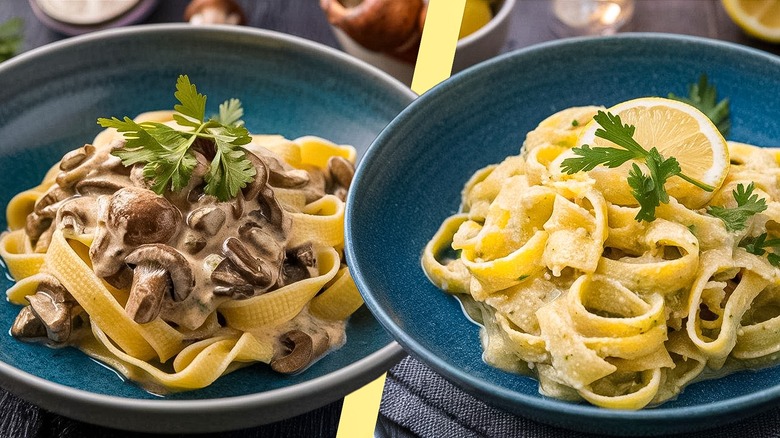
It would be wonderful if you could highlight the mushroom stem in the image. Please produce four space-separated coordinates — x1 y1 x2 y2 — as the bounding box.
125 265 170 324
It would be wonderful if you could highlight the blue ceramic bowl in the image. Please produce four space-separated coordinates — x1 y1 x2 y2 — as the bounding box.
0 24 414 433
346 34 780 436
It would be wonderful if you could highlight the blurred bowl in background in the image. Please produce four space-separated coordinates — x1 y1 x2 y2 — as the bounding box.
328 0 516 85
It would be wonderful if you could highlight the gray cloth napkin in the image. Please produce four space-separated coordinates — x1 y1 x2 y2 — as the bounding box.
378 355 780 438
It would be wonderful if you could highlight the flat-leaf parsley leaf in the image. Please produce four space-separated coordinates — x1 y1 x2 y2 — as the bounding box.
98 75 256 201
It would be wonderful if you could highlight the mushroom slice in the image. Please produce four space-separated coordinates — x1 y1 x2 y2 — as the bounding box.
188 206 227 237
211 259 258 300
23 274 77 343
75 173 130 196
56 196 97 236
125 244 195 323
11 306 49 342
281 244 318 286
242 152 270 202
59 144 95 171
222 237 275 289
270 330 330 374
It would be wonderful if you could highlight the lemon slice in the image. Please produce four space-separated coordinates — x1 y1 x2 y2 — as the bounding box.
722 0 780 43
460 0 493 39
579 97 729 209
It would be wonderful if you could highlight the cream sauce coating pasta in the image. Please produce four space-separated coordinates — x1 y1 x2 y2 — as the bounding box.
422 106 780 409
0 111 365 393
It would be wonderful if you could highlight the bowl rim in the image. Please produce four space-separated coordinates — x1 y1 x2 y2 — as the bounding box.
347 32 780 429
0 22 412 425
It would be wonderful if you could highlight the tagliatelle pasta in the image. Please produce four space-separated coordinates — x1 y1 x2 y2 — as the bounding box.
0 109 364 393
423 105 780 409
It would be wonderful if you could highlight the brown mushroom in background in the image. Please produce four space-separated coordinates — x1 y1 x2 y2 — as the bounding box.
270 329 330 374
184 0 246 25
90 187 181 278
124 244 195 324
321 0 424 61
11 274 85 345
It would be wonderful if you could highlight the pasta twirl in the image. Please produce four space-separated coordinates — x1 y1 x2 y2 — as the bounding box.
422 105 780 409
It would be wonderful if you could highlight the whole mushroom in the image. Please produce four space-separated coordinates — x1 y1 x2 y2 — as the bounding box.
124 244 195 324
184 0 246 25
90 187 182 278
321 0 424 58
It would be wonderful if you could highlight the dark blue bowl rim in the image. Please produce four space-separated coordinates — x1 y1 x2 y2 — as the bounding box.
346 32 780 425
0 23 413 412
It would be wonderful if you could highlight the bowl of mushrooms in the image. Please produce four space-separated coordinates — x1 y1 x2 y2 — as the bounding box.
0 24 414 433
321 0 516 85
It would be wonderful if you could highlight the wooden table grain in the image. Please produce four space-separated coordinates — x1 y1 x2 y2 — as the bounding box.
0 1 778 437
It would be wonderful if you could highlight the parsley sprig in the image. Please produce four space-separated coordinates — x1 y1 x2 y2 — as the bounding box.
707 183 767 231
561 111 714 222
669 74 730 137
98 75 256 201
740 233 780 267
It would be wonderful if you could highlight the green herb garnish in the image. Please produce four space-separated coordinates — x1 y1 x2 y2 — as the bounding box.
99 75 256 201
707 183 767 231
560 111 714 222
740 233 780 267
669 74 730 137
0 18 23 63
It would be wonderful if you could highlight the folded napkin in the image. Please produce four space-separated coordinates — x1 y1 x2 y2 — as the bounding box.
378 355 780 438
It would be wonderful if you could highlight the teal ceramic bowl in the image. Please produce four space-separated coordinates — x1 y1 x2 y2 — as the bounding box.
0 24 414 433
346 34 780 436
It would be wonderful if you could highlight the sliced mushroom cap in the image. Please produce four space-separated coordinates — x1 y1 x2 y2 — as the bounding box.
270 329 330 374
188 206 227 237
222 237 276 289
55 196 97 236
242 151 270 202
75 173 131 196
280 244 318 286
11 306 48 341
56 143 111 189
19 274 78 344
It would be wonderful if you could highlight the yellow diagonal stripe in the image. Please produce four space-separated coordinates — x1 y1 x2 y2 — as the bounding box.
335 373 387 438
412 0 467 95
337 1 466 437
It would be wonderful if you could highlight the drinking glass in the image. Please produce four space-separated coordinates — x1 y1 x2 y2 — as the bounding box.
550 0 635 36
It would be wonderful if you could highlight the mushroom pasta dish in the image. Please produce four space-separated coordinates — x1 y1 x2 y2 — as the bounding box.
423 92 780 409
0 76 364 392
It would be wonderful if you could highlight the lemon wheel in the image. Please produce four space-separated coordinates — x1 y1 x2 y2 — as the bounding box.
722 0 780 43
579 97 729 209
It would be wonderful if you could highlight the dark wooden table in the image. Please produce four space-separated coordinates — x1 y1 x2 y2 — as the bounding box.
0 1 778 437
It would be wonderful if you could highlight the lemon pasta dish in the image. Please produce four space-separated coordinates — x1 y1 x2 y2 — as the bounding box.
423 89 780 409
0 76 364 393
